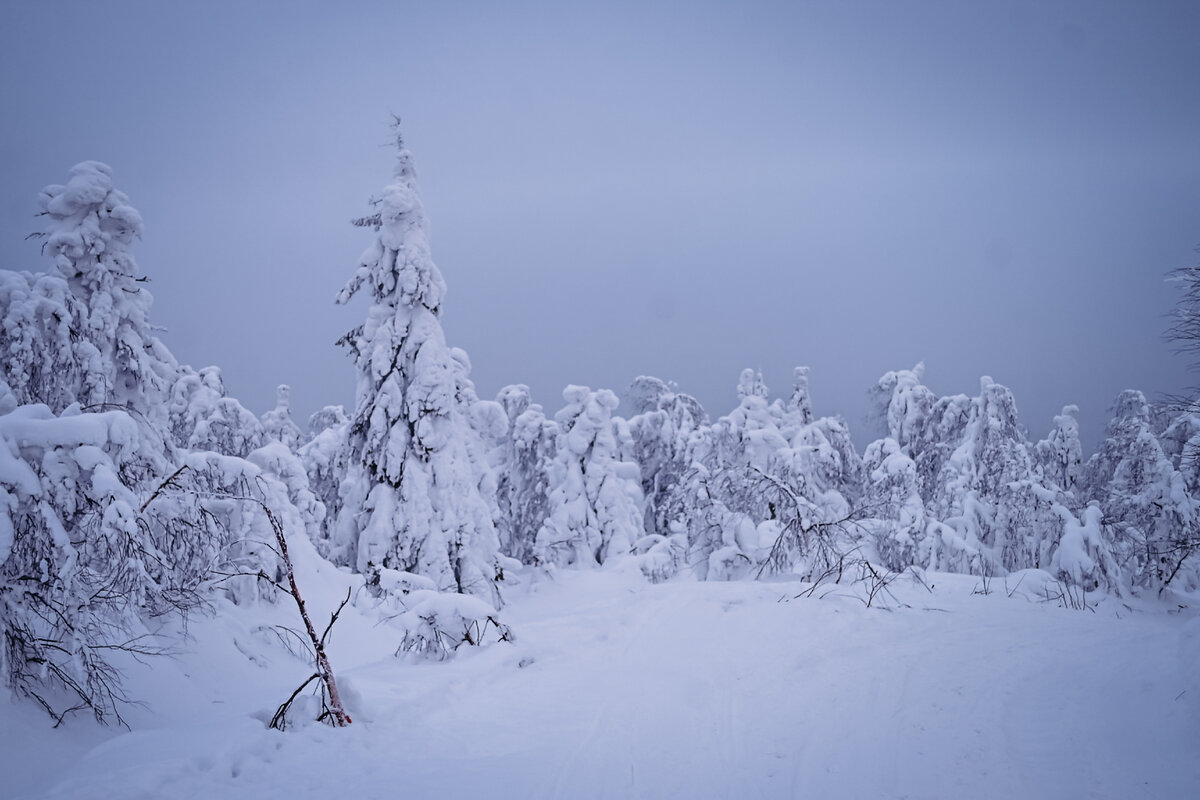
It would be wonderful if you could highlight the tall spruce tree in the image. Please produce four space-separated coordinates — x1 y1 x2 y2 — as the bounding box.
332 126 500 602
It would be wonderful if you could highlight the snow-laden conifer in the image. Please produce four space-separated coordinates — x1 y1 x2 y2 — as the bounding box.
168 366 265 457
261 384 306 451
34 162 177 427
1083 390 1199 591
776 368 863 510
1035 404 1083 496
1157 404 1200 495
0 270 84 412
627 376 707 538
860 437 928 571
493 385 556 564
927 377 1073 575
300 405 349 561
535 386 644 567
332 127 500 601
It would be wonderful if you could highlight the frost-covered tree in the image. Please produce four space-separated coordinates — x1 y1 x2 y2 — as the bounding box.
1048 502 1120 591
0 270 84 413
300 405 349 561
1083 390 1199 591
1157 405 1200 495
0 401 190 724
535 386 644 567
627 376 707 538
332 127 500 601
869 364 975 504
780 366 813 435
32 162 177 427
710 370 788 487
0 162 322 725
0 384 291 724
168 366 265 457
261 384 306 451
449 347 505 553
868 362 936 450
1035 405 1083 496
679 369 862 580
683 370 790 574
926 377 1069 575
493 385 556 564
859 437 928 571
249 442 325 552
871 368 1079 578
775 368 863 509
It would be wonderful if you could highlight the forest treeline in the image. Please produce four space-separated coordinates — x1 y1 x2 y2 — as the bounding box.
1 136 1196 726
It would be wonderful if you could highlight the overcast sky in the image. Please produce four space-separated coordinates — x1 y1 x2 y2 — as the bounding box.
1 0 1197 451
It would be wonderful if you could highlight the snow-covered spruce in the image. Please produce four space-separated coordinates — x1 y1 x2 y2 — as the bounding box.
868 368 1071 580
534 386 645 569
169 365 265 458
0 270 85 414
1083 390 1199 592
859 437 929 572
332 127 501 604
299 405 349 562
32 162 177 429
1035 404 1083 497
261 384 307 451
682 368 862 581
627 376 707 540
492 384 556 565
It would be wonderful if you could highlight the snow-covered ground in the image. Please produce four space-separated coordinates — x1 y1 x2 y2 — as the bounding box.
4 562 1199 800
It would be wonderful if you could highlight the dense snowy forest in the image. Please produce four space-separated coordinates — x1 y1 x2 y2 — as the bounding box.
1 133 1198 791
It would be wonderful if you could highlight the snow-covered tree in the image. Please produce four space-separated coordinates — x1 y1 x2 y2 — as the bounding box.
0 401 188 724
868 362 936 450
300 405 349 561
869 364 976 507
775 367 863 509
1048 501 1120 591
535 386 644 567
168 366 265 457
0 164 305 724
1083 390 1199 591
261 384 306 451
332 127 500 602
781 366 813 435
926 377 1069 575
680 369 862 580
1035 405 1083 496
0 270 84 413
1157 404 1200 495
860 437 928 571
870 368 1081 578
493 385 556 564
709 370 788 490
249 441 325 552
626 376 707 538
33 162 177 428
449 347 506 555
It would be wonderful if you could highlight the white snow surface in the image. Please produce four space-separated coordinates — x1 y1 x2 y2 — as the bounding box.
3 554 1197 800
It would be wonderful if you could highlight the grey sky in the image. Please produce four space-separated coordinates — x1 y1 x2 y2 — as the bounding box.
1 0 1197 451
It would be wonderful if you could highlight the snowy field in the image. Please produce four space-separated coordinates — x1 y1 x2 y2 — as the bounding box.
4 559 1198 800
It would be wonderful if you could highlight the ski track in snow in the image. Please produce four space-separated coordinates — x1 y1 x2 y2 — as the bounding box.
3 569 1199 800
